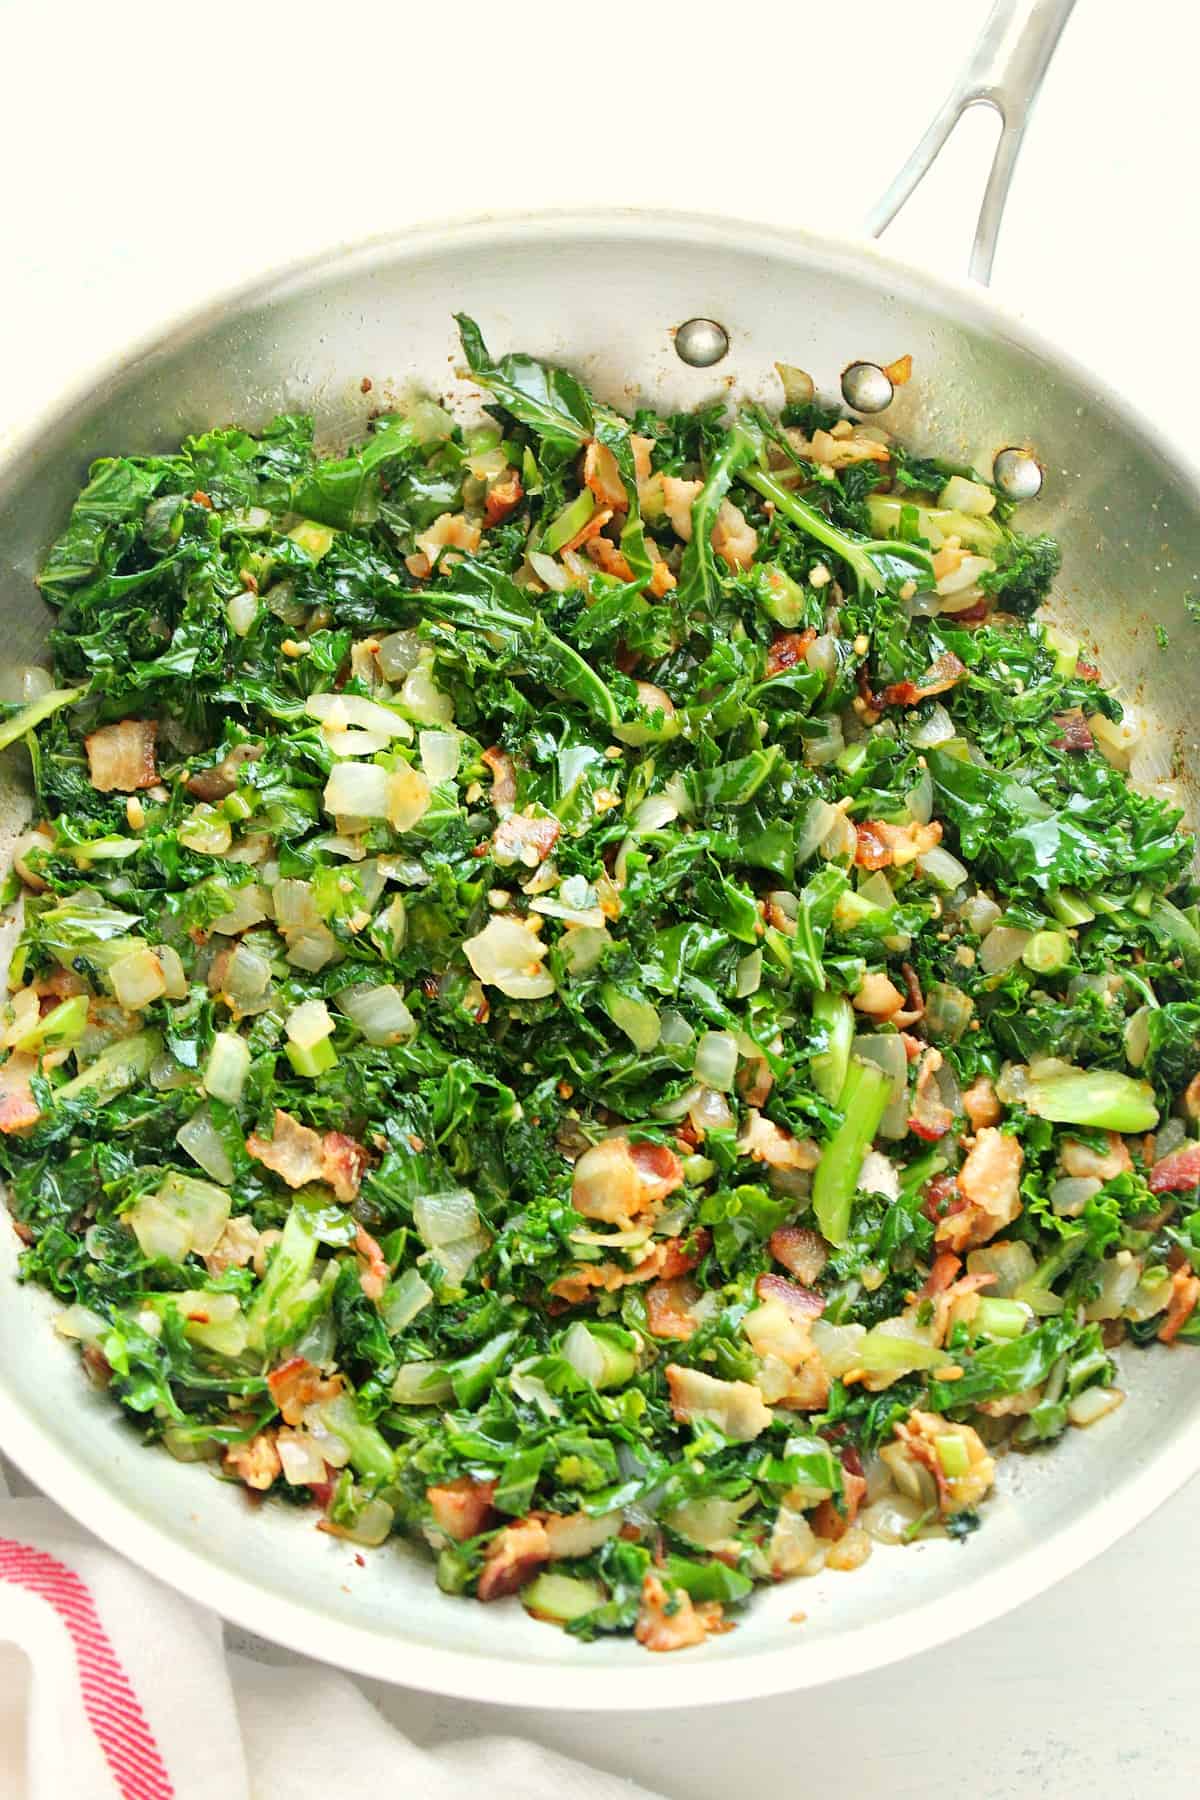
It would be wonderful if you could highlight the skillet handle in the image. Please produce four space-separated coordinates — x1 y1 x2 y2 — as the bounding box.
864 0 1076 286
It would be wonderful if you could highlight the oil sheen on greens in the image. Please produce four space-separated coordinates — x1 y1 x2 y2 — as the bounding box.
2 316 1199 1653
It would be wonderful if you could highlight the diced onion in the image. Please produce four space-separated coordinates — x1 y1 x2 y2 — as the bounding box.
273 879 320 932
562 1321 606 1386
736 950 763 997
324 762 390 819
853 1035 908 1138
175 1107 234 1185
336 983 416 1045
306 692 411 738
905 770 934 826
325 728 390 757
463 915 555 1000
966 1239 1036 1296
805 634 839 679
810 1319 867 1377
109 946 167 1011
210 884 268 936
381 1267 434 1334
688 1084 734 1134
917 845 968 891
1066 1385 1124 1427
528 551 569 593
560 925 609 974
1083 1257 1141 1321
226 590 259 637
419 730 461 784
390 1362 455 1405
432 1231 488 1287
1090 709 1139 771
630 793 679 835
820 809 857 861
936 554 996 599
285 999 334 1051
776 362 815 406
694 1030 738 1092
796 798 838 865
862 1494 928 1545
286 927 339 972
130 1173 230 1261
277 1431 327 1487
938 475 997 517
376 631 421 681
909 703 956 748
388 765 432 832
1050 1176 1101 1217
55 1303 108 1346
959 892 1002 937
221 942 272 1008
400 664 454 726
413 1188 479 1249
203 1031 250 1104
979 923 1033 975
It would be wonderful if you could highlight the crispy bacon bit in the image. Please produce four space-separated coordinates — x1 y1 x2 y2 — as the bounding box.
586 535 635 581
582 440 628 511
897 960 925 1025
736 1109 820 1171
561 506 613 554
766 630 816 678
355 1224 389 1301
0 1054 40 1134
645 1277 702 1341
635 1572 726 1652
492 810 560 869
1148 1140 1200 1194
481 745 517 812
84 719 159 793
1076 658 1101 681
883 353 913 386
737 1057 774 1109
246 1109 368 1200
665 1364 773 1441
1158 1266 1200 1343
855 821 893 869
711 500 758 571
661 476 702 541
922 1172 963 1224
908 1047 953 1141
755 1273 824 1319
414 512 481 568
205 1214 262 1277
769 1225 828 1285
949 595 990 627
936 1127 1023 1251
1060 1132 1132 1182
811 1468 868 1543
658 1228 711 1280
647 560 676 598
630 1139 685 1201
223 1429 281 1492
477 1517 550 1602
484 469 524 527
962 1074 1001 1131
1052 708 1094 752
426 1477 497 1542
853 971 904 1019
918 1251 964 1297
881 651 967 709
267 1357 344 1425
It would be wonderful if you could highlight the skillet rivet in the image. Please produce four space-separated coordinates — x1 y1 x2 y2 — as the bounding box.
674 319 730 368
993 447 1044 501
841 362 894 413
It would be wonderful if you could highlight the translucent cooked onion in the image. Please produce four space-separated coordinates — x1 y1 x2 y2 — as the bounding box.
210 883 268 936
1083 1257 1142 1321
559 924 609 974
966 1239 1036 1296
287 927 338 972
805 633 839 679
221 942 272 1007
853 1035 908 1138
938 475 996 517
336 983 416 1045
688 1084 734 1133
376 631 421 681
630 793 679 835
805 716 844 768
431 1231 488 1287
917 845 968 891
463 915 555 999
277 1431 327 1487
1090 708 1139 771
381 1267 434 1334
285 999 334 1051
979 923 1033 974
323 762 390 819
1050 1175 1101 1217
203 1031 250 1104
811 1319 867 1377
862 1494 929 1544
272 878 319 932
528 551 569 593
659 1009 694 1048
909 703 956 748
905 770 934 825
936 554 996 599
1066 1386 1124 1428
562 1321 606 1386
390 1361 454 1405
325 728 390 757
226 590 259 637
387 766 432 832
775 362 815 406
109 947 167 1011
820 809 857 861
959 892 1002 937
694 1030 738 1092
796 798 838 864
400 664 454 726
413 1188 479 1249
175 1108 234 1185
418 730 461 784
736 950 763 997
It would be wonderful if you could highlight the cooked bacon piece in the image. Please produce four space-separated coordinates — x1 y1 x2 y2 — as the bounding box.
0 1054 40 1134
855 822 893 870
1060 1132 1132 1182
658 1228 711 1279
84 719 158 792
1147 1141 1200 1194
661 476 701 541
481 745 517 812
737 1056 774 1109
935 1127 1023 1252
884 353 913 386
741 1299 828 1410
755 1273 824 1319
711 500 757 570
631 434 654 489
736 1109 820 1171
477 1517 550 1601
635 1572 725 1652
922 1172 964 1226
223 1429 281 1492
769 1225 828 1285
1158 1266 1200 1344
766 630 816 678
186 742 262 802
414 512 481 571
875 821 943 871
355 1224 388 1301
896 960 925 1028
908 1048 953 1141
811 1466 868 1543
246 1109 368 1200
561 506 613 554
426 1477 497 1542
962 1074 1001 1131
582 440 627 511
880 651 967 709
548 1228 708 1306
647 559 676 598
585 535 635 581
267 1356 344 1425
665 1364 773 1441
571 1134 684 1227
852 971 905 1019
645 1277 702 1341
484 468 524 527
1051 709 1094 752
492 810 560 869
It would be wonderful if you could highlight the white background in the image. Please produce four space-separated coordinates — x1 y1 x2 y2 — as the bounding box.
3 1 1199 1792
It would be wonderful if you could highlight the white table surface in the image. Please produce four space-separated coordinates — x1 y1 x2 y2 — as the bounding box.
3 1 1199 1791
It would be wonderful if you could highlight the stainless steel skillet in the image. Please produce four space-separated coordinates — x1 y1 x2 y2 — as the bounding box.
0 0 1196 1708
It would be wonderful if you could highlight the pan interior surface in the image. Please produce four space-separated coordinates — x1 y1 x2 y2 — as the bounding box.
0 211 1196 1707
